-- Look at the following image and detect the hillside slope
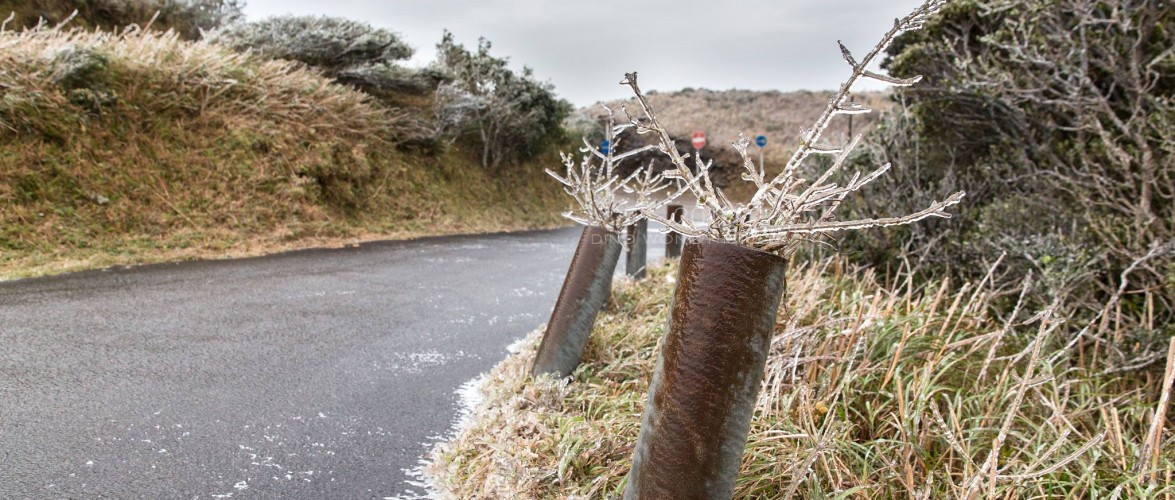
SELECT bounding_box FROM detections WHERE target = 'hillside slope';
[572,88,891,165]
[0,27,563,279]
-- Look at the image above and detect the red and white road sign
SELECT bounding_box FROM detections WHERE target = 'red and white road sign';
[691,131,706,150]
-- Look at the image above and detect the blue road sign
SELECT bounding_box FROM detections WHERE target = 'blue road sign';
[600,139,611,155]
[755,135,768,148]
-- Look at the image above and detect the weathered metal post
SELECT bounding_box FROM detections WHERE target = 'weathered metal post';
[625,218,648,279]
[624,237,787,500]
[665,205,684,259]
[531,225,623,378]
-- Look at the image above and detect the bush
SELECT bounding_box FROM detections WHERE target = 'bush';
[168,0,244,39]
[209,20,572,166]
[205,14,455,120]
[50,45,109,90]
[836,0,1174,367]
[51,45,118,113]
[205,15,432,98]
[432,31,571,169]
[207,15,411,71]
[334,63,446,98]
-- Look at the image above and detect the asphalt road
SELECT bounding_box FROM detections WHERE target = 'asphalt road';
[0,226,668,499]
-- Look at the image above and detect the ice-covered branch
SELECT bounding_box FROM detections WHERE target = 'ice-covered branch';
[549,105,683,234]
[760,0,948,201]
[747,192,965,239]
[616,0,961,255]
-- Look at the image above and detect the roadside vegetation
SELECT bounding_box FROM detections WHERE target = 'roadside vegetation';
[0,8,570,279]
[836,0,1173,377]
[430,261,1174,498]
[427,0,1173,497]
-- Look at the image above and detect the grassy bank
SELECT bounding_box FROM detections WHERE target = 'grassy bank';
[428,261,1174,498]
[0,27,565,280]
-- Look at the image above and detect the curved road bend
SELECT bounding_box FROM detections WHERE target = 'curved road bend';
[0,226,665,499]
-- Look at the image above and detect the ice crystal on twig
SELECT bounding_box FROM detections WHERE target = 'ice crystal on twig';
[546,106,682,234]
[621,0,963,255]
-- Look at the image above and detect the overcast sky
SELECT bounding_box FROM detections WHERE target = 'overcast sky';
[242,0,927,107]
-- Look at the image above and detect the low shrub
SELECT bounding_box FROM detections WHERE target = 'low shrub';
[835,0,1174,369]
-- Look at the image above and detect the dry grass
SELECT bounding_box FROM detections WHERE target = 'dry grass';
[428,260,1175,498]
[0,26,564,279]
[2,0,156,30]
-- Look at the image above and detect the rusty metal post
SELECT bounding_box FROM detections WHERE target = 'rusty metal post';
[626,219,648,279]
[624,238,787,500]
[665,205,684,259]
[531,225,623,378]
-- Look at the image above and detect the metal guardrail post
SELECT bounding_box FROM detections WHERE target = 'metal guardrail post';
[665,205,684,259]
[531,225,623,377]
[624,237,787,499]
[626,219,648,279]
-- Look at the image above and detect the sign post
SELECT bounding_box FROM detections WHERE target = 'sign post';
[691,131,706,170]
[600,139,610,155]
[691,131,706,150]
[754,134,767,171]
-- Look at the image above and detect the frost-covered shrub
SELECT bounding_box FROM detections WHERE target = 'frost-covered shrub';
[51,46,109,90]
[207,16,412,72]
[432,83,484,138]
[433,32,571,169]
[206,15,435,100]
[836,0,1174,367]
[50,45,117,112]
[166,0,245,39]
[335,63,444,97]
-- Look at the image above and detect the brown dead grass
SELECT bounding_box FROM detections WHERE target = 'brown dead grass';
[427,259,1175,498]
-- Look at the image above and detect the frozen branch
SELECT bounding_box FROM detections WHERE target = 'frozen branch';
[618,0,961,255]
[548,105,683,234]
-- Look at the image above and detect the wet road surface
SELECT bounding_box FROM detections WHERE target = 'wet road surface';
[0,226,667,499]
